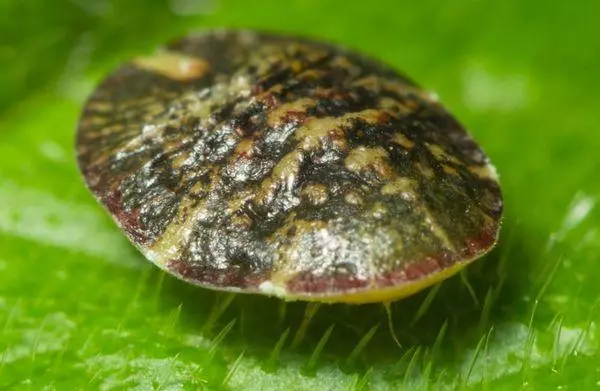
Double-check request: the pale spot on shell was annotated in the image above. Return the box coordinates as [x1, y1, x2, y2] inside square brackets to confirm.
[391, 133, 415, 149]
[82, 115, 109, 127]
[380, 178, 415, 195]
[256, 150, 303, 206]
[133, 51, 210, 81]
[232, 138, 255, 158]
[372, 203, 388, 219]
[86, 101, 113, 113]
[426, 143, 461, 165]
[258, 281, 288, 297]
[442, 165, 459, 176]
[117, 123, 166, 156]
[468, 164, 499, 182]
[330, 55, 362, 76]
[416, 161, 435, 180]
[189, 181, 207, 197]
[294, 109, 383, 152]
[171, 151, 191, 170]
[295, 116, 347, 151]
[227, 189, 255, 215]
[344, 146, 393, 178]
[94, 124, 125, 138]
[230, 214, 253, 229]
[271, 150, 304, 181]
[301, 183, 329, 206]
[149, 197, 206, 266]
[378, 97, 412, 115]
[290, 59, 303, 73]
[344, 191, 363, 205]
[266, 98, 315, 127]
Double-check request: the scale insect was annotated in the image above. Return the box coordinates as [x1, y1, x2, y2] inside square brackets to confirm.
[76, 29, 503, 304]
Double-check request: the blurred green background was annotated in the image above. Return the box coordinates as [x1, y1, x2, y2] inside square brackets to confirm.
[1, 0, 599, 389]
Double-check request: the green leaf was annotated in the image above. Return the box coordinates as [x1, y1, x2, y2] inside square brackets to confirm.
[2, 0, 599, 389]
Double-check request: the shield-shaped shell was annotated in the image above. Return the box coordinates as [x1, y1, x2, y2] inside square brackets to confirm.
[76, 30, 502, 303]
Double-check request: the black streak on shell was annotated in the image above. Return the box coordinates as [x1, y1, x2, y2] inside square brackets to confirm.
[76, 30, 503, 303]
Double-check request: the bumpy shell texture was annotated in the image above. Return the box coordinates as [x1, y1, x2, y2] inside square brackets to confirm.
[76, 30, 503, 303]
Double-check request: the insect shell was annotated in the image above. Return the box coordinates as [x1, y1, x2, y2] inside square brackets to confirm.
[76, 29, 503, 304]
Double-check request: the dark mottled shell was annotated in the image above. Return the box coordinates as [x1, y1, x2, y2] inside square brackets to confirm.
[76, 30, 502, 303]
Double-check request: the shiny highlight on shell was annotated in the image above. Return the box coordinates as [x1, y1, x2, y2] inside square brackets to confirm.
[76, 30, 503, 303]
